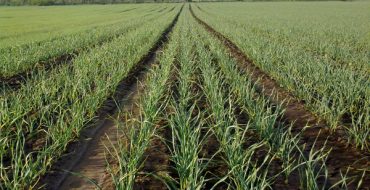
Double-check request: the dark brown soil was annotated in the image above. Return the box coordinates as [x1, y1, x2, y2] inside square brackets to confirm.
[134, 120, 173, 190]
[133, 62, 179, 190]
[57, 65, 149, 190]
[133, 47, 184, 190]
[37, 7, 183, 190]
[190, 5, 370, 189]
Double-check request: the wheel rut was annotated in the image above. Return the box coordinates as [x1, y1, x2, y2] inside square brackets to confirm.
[38, 7, 182, 190]
[190, 5, 369, 188]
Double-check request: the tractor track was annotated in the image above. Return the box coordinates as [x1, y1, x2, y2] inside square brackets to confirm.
[190, 5, 369, 189]
[37, 7, 182, 190]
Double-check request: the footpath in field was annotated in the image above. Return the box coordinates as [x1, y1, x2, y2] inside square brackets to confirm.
[190, 5, 369, 189]
[39, 7, 182, 190]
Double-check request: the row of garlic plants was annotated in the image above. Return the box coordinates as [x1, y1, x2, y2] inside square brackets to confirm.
[107, 10, 180, 189]
[166, 12, 206, 189]
[191, 9, 348, 189]
[107, 6, 354, 189]
[192, 3, 369, 150]
[0, 7, 181, 189]
[0, 4, 173, 79]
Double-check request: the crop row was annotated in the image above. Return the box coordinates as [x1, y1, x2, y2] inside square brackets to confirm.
[192, 3, 369, 149]
[0, 4, 173, 79]
[195, 2, 369, 72]
[190, 10, 342, 189]
[0, 4, 158, 48]
[1, 3, 367, 189]
[106, 7, 362, 189]
[0, 6, 181, 189]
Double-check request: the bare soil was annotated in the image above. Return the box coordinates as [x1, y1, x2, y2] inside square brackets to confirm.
[134, 120, 173, 190]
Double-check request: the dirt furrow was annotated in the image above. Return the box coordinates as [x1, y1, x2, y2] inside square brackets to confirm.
[38, 7, 182, 190]
[134, 47, 184, 189]
[190, 5, 369, 188]
[133, 120, 173, 190]
[133, 63, 178, 190]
